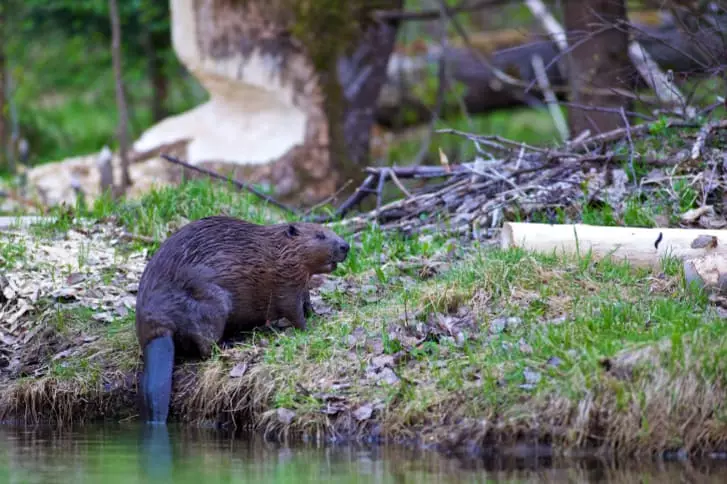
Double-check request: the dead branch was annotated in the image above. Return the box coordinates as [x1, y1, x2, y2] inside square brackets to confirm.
[412, 0, 450, 166]
[531, 53, 569, 142]
[690, 119, 727, 161]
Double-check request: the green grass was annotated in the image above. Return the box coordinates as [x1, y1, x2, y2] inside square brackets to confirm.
[6, 27, 208, 172]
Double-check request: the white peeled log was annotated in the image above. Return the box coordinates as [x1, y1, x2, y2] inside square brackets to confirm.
[500, 222, 727, 289]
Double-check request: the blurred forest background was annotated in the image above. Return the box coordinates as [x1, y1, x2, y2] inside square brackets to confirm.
[0, 0, 724, 183]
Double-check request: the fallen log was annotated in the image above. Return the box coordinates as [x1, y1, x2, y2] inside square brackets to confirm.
[376, 16, 723, 129]
[500, 222, 727, 289]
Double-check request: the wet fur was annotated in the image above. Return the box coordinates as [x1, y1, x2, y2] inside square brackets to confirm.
[135, 215, 349, 423]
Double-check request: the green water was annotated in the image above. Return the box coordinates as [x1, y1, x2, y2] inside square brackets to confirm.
[1, 424, 727, 483]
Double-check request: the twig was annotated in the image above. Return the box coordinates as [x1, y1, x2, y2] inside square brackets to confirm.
[525, 0, 568, 52]
[412, 0, 450, 166]
[690, 119, 727, 161]
[119, 231, 156, 244]
[302, 179, 354, 217]
[558, 102, 657, 122]
[619, 107, 637, 185]
[627, 39, 695, 118]
[569, 118, 696, 152]
[530, 53, 569, 143]
[309, 174, 378, 223]
[386, 169, 413, 198]
[375, 170, 388, 222]
[436, 128, 554, 154]
[365, 165, 469, 178]
[160, 154, 298, 216]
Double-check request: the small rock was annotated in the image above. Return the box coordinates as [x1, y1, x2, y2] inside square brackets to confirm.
[523, 367, 541, 385]
[371, 355, 394, 369]
[518, 338, 533, 354]
[489, 316, 522, 334]
[683, 260, 705, 289]
[126, 282, 139, 293]
[114, 303, 129, 318]
[691, 234, 718, 249]
[353, 404, 373, 421]
[92, 312, 115, 323]
[546, 356, 563, 368]
[369, 367, 400, 386]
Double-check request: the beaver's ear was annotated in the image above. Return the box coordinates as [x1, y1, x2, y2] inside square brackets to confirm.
[285, 223, 300, 238]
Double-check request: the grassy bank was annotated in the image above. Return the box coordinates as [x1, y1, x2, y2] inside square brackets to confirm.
[1, 178, 726, 459]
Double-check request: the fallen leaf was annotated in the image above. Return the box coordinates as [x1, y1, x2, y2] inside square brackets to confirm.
[681, 205, 713, 223]
[65, 272, 86, 285]
[438, 147, 451, 172]
[229, 362, 248, 378]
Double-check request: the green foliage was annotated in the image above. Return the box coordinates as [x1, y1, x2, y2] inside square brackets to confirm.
[1, 0, 204, 170]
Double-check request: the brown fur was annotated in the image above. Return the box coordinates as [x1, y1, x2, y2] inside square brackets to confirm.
[135, 215, 350, 358]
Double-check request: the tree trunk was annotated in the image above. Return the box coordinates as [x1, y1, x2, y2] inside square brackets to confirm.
[0, 5, 7, 174]
[144, 26, 169, 122]
[563, 0, 634, 136]
[131, 0, 403, 207]
[109, 0, 132, 194]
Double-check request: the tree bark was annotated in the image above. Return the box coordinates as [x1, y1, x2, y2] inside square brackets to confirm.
[144, 25, 169, 122]
[109, 0, 132, 194]
[132, 0, 403, 206]
[0, 5, 7, 173]
[563, 0, 634, 136]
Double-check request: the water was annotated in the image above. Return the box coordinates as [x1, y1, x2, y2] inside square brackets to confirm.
[1, 424, 727, 483]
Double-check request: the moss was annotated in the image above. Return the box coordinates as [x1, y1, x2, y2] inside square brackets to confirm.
[288, 0, 392, 72]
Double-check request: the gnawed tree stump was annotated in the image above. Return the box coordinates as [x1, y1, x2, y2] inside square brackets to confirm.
[132, 0, 402, 206]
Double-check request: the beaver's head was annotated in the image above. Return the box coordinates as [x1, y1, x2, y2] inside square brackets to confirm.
[282, 222, 350, 274]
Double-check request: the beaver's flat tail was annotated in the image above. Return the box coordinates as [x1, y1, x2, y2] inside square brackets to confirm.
[142, 335, 175, 424]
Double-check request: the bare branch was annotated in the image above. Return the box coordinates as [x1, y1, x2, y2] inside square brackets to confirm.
[160, 154, 299, 216]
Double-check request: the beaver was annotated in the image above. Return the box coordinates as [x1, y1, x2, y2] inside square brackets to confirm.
[135, 215, 350, 423]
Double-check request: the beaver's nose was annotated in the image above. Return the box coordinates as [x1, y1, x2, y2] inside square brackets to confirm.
[339, 241, 350, 254]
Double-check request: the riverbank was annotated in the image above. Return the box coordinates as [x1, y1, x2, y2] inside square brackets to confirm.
[1, 179, 727, 460]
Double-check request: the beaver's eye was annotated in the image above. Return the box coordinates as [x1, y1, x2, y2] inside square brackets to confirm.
[315, 231, 326, 240]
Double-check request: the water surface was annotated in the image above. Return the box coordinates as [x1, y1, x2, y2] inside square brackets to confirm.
[1, 424, 727, 483]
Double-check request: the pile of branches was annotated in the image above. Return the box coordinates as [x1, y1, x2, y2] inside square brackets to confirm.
[162, 114, 727, 238]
